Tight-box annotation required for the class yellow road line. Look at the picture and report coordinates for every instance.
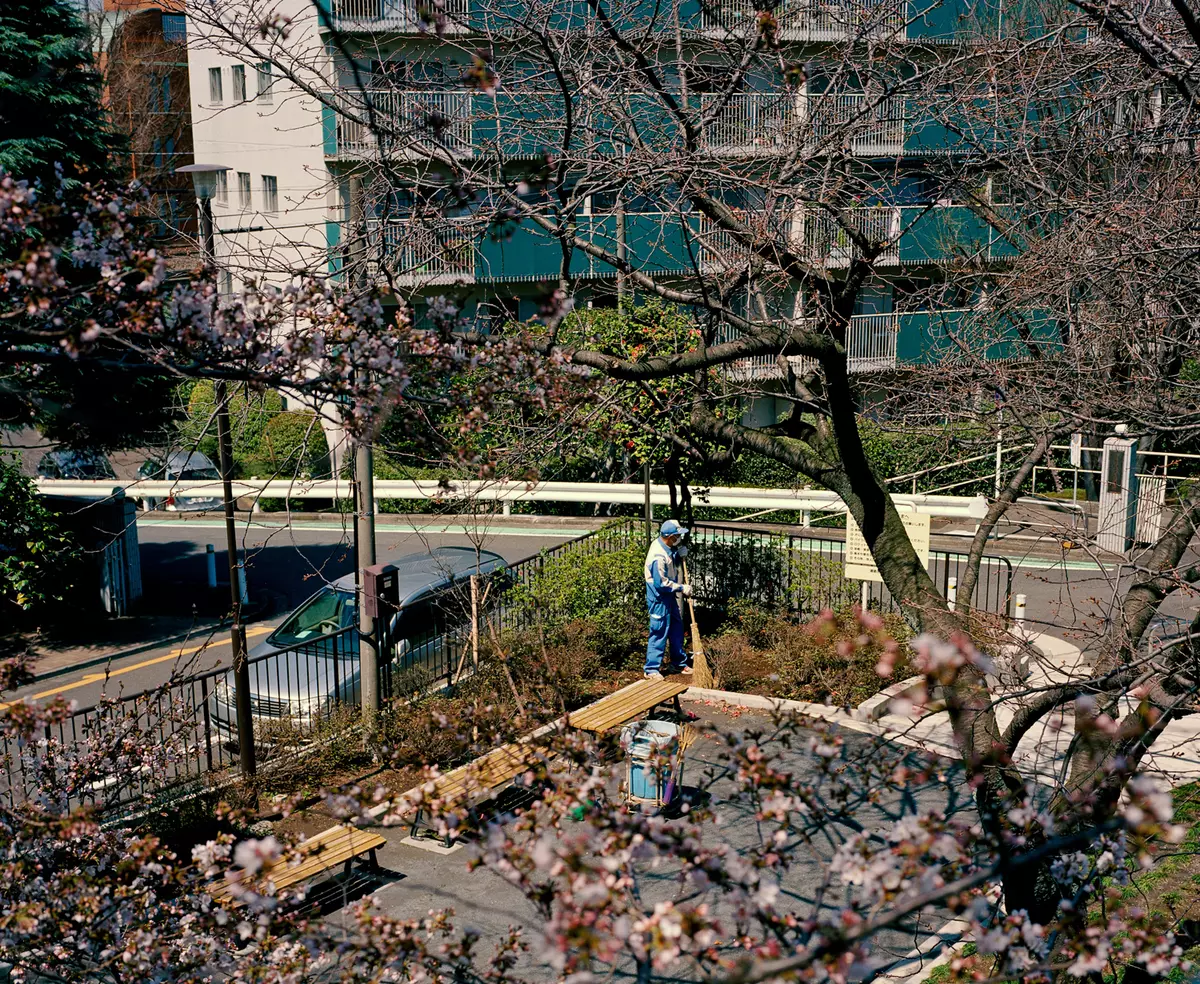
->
[12,625,274,705]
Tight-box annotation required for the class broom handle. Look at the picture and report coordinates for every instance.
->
[680,558,712,686]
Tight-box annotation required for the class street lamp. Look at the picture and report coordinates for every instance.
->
[176,163,256,779]
[177,164,229,263]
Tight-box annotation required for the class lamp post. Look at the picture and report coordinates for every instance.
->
[177,164,256,778]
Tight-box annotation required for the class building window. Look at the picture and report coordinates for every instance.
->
[208,67,223,103]
[220,269,233,296]
[262,175,278,213]
[231,64,247,102]
[213,169,228,205]
[256,62,272,103]
[161,13,186,42]
[148,74,170,112]
[237,172,251,209]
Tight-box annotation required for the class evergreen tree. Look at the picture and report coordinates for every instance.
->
[0,0,115,187]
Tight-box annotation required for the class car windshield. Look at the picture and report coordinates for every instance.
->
[270,588,356,649]
[178,466,220,481]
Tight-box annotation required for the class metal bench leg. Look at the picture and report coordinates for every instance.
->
[343,858,353,880]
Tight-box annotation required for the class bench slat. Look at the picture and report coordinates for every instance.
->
[569,679,689,732]
[210,825,385,900]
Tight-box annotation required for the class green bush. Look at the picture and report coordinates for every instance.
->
[0,459,81,623]
[505,536,647,666]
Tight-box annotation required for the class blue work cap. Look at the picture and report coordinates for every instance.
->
[660,520,688,538]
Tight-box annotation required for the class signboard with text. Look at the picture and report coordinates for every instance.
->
[845,512,931,582]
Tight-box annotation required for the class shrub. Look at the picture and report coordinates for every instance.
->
[711,605,912,706]
[505,536,647,667]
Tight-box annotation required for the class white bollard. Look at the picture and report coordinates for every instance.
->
[947,576,957,612]
[237,566,249,606]
[206,544,217,589]
[1014,593,1027,624]
[801,510,812,528]
[502,501,511,517]
[860,580,870,610]
[250,477,261,514]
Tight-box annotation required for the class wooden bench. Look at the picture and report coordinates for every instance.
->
[407,742,534,845]
[211,823,386,903]
[567,677,690,734]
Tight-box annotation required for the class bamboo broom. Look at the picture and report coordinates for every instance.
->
[680,559,716,689]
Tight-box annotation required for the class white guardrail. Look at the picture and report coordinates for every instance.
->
[35,478,990,520]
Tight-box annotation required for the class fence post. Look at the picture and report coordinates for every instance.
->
[947,577,957,612]
[470,574,480,672]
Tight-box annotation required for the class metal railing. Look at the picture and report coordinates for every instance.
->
[697,0,906,39]
[717,313,899,381]
[698,93,800,151]
[327,89,473,157]
[367,218,476,283]
[809,91,905,155]
[324,87,904,159]
[687,522,1014,622]
[801,206,901,266]
[326,0,472,30]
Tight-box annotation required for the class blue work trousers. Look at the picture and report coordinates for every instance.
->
[645,596,688,674]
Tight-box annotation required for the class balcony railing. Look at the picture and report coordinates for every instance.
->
[325,0,472,31]
[810,91,905,155]
[697,0,906,40]
[366,219,476,284]
[328,89,473,158]
[719,313,899,381]
[800,206,901,265]
[324,89,905,159]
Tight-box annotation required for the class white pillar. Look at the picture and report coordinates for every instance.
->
[1014,593,1027,624]
[206,544,217,589]
[947,576,957,612]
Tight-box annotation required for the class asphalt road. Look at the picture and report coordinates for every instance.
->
[8,515,583,709]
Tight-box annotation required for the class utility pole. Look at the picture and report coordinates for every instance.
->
[356,427,379,733]
[215,379,255,777]
[179,163,255,779]
[644,460,653,543]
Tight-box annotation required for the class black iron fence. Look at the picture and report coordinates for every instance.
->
[0,518,1010,811]
[686,523,1014,620]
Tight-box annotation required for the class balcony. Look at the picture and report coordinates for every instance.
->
[323,90,473,159]
[322,0,472,32]
[364,219,476,285]
[719,313,901,382]
[696,0,906,41]
[322,89,905,160]
[321,0,907,37]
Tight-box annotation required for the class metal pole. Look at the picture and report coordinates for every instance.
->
[616,194,627,307]
[215,378,255,778]
[644,460,653,543]
[356,437,379,732]
[201,194,255,779]
[470,574,480,672]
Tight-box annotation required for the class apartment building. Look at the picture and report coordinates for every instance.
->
[185,0,1052,379]
[100,0,198,266]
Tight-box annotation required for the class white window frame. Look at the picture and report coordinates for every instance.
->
[237,172,251,209]
[213,170,228,205]
[256,62,273,103]
[231,64,247,102]
[208,66,223,104]
[262,175,278,214]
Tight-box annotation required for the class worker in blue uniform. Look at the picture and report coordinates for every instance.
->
[643,519,693,679]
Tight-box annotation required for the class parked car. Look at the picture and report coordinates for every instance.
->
[137,451,223,511]
[35,450,116,481]
[207,546,510,736]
